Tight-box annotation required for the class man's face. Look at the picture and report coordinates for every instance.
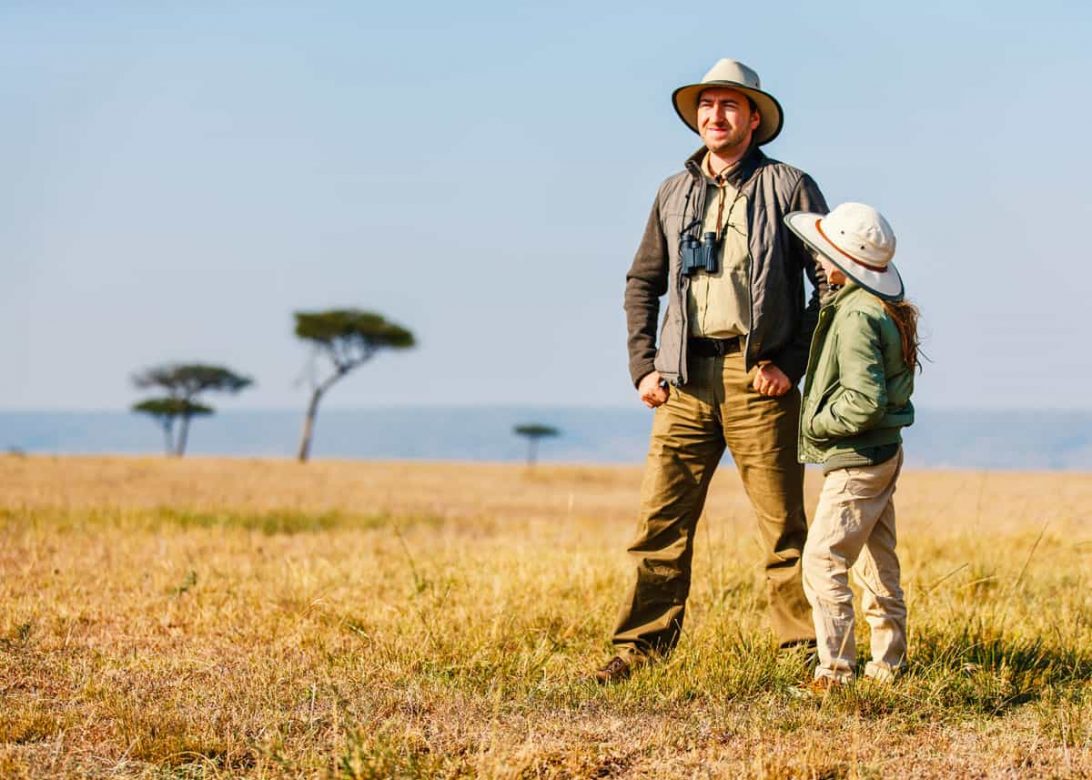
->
[696,87,760,156]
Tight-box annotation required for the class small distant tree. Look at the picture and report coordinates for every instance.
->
[132,398,212,456]
[294,309,415,463]
[514,423,560,467]
[131,364,253,457]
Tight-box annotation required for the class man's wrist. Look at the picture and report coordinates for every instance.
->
[632,364,657,388]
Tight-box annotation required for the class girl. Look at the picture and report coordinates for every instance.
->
[784,202,918,688]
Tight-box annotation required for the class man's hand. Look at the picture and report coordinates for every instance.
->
[753,363,792,397]
[638,371,669,409]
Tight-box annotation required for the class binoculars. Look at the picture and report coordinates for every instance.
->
[680,231,721,276]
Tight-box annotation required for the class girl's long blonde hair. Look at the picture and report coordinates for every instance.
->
[882,299,921,373]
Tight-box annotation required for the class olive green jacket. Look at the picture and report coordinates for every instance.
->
[798,284,915,469]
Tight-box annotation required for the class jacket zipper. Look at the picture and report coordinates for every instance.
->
[744,251,754,368]
[677,276,689,385]
[741,181,755,370]
[677,176,708,385]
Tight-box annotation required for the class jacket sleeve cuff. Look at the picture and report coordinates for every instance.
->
[630,360,657,388]
[769,351,807,386]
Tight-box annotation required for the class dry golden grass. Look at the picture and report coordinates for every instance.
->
[1,454,1090,778]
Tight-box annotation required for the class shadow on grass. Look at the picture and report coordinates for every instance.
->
[905,620,1092,715]
[818,621,1092,721]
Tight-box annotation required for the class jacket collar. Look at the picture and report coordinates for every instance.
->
[828,282,873,308]
[685,144,765,187]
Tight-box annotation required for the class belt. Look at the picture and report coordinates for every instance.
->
[688,336,742,357]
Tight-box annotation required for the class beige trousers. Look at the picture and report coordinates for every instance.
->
[611,351,814,663]
[802,448,907,682]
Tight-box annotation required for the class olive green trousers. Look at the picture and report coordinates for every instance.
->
[612,351,814,662]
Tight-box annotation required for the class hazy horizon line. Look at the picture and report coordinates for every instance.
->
[3,404,1092,415]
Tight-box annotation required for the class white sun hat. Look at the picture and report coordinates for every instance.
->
[784,202,903,300]
[672,58,783,146]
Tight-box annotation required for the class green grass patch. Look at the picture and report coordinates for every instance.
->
[0,506,442,535]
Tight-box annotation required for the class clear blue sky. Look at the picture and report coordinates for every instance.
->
[2,1,1089,411]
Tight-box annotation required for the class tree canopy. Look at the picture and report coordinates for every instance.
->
[133,364,253,397]
[514,424,560,439]
[295,310,414,372]
[131,398,213,419]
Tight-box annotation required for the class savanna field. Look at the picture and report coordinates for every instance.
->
[0,455,1089,779]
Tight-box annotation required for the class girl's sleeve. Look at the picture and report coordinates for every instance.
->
[809,311,888,439]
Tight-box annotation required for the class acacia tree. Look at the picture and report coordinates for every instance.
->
[131,364,253,457]
[131,398,212,456]
[514,423,560,467]
[294,309,415,463]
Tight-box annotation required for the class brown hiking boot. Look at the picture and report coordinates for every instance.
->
[593,656,632,685]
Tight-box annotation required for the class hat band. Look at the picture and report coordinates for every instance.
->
[815,219,889,273]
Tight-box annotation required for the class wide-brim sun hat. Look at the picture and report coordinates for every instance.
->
[784,202,904,300]
[672,58,784,146]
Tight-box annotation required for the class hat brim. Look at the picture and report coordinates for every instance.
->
[785,211,904,300]
[672,82,783,145]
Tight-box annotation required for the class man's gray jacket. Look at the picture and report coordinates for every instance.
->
[624,146,829,388]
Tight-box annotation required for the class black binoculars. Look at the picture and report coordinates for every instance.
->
[680,231,721,276]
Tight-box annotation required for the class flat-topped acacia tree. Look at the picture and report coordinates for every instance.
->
[514,423,560,467]
[131,364,253,457]
[132,398,212,456]
[294,309,415,463]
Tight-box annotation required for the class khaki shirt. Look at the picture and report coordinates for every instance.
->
[687,153,751,338]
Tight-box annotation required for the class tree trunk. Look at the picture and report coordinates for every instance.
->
[161,419,174,457]
[297,388,323,463]
[527,437,538,468]
[175,415,191,457]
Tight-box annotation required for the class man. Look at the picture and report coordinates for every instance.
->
[596,59,828,684]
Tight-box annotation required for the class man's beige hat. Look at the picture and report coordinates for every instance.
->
[672,59,784,145]
[785,202,904,300]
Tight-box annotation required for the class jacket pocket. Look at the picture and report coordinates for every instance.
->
[805,384,842,441]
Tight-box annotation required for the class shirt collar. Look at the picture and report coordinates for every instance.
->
[686,144,764,187]
[702,152,742,185]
